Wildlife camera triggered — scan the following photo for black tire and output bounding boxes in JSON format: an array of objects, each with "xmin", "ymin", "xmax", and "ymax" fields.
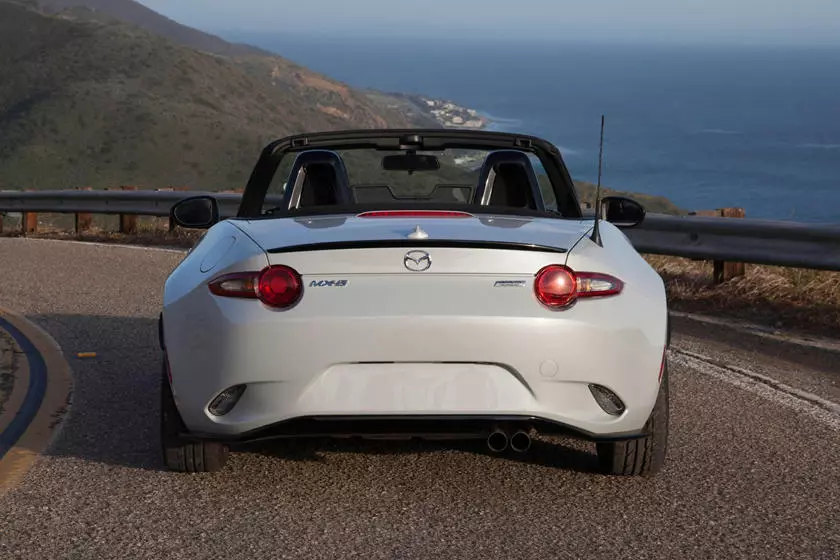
[
  {"xmin": 596, "ymin": 360, "xmax": 669, "ymax": 476},
  {"xmin": 160, "ymin": 361, "xmax": 229, "ymax": 473}
]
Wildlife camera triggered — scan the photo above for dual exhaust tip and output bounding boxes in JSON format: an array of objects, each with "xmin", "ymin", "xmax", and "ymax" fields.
[{"xmin": 487, "ymin": 429, "xmax": 532, "ymax": 453}]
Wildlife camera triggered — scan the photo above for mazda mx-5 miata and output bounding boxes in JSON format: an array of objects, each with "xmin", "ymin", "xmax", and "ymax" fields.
[{"xmin": 159, "ymin": 129, "xmax": 670, "ymax": 476}]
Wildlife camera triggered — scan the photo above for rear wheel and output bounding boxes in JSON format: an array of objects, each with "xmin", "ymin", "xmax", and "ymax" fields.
[
  {"xmin": 160, "ymin": 360, "xmax": 229, "ymax": 473},
  {"xmin": 596, "ymin": 360, "xmax": 669, "ymax": 476}
]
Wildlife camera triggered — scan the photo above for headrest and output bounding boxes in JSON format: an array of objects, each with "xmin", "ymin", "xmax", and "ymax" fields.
[
  {"xmin": 284, "ymin": 150, "xmax": 352, "ymax": 209},
  {"xmin": 475, "ymin": 150, "xmax": 542, "ymax": 210}
]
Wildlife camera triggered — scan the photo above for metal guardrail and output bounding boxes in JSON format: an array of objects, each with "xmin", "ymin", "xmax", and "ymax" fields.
[
  {"xmin": 0, "ymin": 190, "xmax": 249, "ymax": 219},
  {"xmin": 1, "ymin": 190, "xmax": 840, "ymax": 273},
  {"xmin": 623, "ymin": 214, "xmax": 840, "ymax": 272}
]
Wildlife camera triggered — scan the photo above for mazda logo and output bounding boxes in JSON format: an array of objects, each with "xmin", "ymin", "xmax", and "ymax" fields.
[{"xmin": 404, "ymin": 250, "xmax": 432, "ymax": 272}]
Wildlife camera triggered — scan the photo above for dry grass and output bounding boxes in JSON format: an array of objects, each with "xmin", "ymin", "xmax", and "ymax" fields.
[
  {"xmin": 0, "ymin": 214, "xmax": 201, "ymax": 248},
  {"xmin": 647, "ymin": 255, "xmax": 840, "ymax": 338}
]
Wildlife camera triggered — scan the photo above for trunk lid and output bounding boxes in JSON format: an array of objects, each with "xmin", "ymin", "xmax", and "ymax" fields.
[{"xmin": 231, "ymin": 213, "xmax": 592, "ymax": 275}]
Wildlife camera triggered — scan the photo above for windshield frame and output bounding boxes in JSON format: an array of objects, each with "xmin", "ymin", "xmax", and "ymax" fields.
[{"xmin": 237, "ymin": 129, "xmax": 584, "ymax": 220}]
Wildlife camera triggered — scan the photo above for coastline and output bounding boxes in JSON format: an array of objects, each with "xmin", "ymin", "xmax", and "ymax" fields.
[
  {"xmin": 407, "ymin": 94, "xmax": 491, "ymax": 130},
  {"xmin": 371, "ymin": 91, "xmax": 494, "ymax": 130}
]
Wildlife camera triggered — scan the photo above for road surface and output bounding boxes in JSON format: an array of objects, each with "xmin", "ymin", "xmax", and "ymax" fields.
[{"xmin": 0, "ymin": 237, "xmax": 838, "ymax": 559}]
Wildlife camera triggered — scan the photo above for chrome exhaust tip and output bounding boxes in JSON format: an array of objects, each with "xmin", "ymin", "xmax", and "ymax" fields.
[
  {"xmin": 510, "ymin": 431, "xmax": 532, "ymax": 453},
  {"xmin": 487, "ymin": 430, "xmax": 509, "ymax": 453}
]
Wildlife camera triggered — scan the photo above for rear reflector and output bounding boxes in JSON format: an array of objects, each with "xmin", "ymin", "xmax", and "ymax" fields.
[
  {"xmin": 209, "ymin": 265, "xmax": 303, "ymax": 309},
  {"xmin": 589, "ymin": 384, "xmax": 626, "ymax": 416},
  {"xmin": 208, "ymin": 385, "xmax": 247, "ymax": 416},
  {"xmin": 357, "ymin": 210, "xmax": 474, "ymax": 218},
  {"xmin": 534, "ymin": 265, "xmax": 624, "ymax": 310}
]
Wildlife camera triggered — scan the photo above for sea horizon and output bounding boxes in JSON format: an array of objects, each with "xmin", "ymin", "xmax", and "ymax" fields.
[{"xmin": 217, "ymin": 33, "xmax": 840, "ymax": 223}]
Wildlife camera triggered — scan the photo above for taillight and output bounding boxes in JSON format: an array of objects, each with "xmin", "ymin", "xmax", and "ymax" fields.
[
  {"xmin": 208, "ymin": 265, "xmax": 303, "ymax": 309},
  {"xmin": 534, "ymin": 265, "xmax": 624, "ymax": 310},
  {"xmin": 208, "ymin": 272, "xmax": 259, "ymax": 299},
  {"xmin": 258, "ymin": 265, "xmax": 303, "ymax": 308},
  {"xmin": 534, "ymin": 265, "xmax": 577, "ymax": 308}
]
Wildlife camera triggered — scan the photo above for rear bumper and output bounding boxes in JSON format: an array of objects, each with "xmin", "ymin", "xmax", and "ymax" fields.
[
  {"xmin": 179, "ymin": 414, "xmax": 648, "ymax": 444},
  {"xmin": 163, "ymin": 275, "xmax": 668, "ymax": 440},
  {"xmin": 165, "ymin": 346, "xmax": 665, "ymax": 441}
]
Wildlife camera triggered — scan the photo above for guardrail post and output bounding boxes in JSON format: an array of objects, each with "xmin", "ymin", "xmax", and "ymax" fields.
[
  {"xmin": 75, "ymin": 187, "xmax": 93, "ymax": 235},
  {"xmin": 714, "ymin": 207, "xmax": 746, "ymax": 283},
  {"xmin": 714, "ymin": 208, "xmax": 746, "ymax": 284},
  {"xmin": 119, "ymin": 186, "xmax": 138, "ymax": 234},
  {"xmin": 688, "ymin": 207, "xmax": 747, "ymax": 284},
  {"xmin": 0, "ymin": 213, "xmax": 4, "ymax": 234},
  {"xmin": 20, "ymin": 189, "xmax": 38, "ymax": 235},
  {"xmin": 156, "ymin": 188, "xmax": 175, "ymax": 231},
  {"xmin": 22, "ymin": 212, "xmax": 37, "ymax": 235}
]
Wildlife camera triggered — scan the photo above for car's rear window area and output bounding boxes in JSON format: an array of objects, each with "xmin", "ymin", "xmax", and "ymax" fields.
[
  {"xmin": 339, "ymin": 149, "xmax": 485, "ymax": 204},
  {"xmin": 261, "ymin": 146, "xmax": 559, "ymax": 215}
]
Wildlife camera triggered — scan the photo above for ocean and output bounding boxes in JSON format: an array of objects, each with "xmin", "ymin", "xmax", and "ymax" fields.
[{"xmin": 223, "ymin": 33, "xmax": 840, "ymax": 223}]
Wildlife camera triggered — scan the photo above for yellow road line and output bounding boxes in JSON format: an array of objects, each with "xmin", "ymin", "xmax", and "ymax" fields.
[{"xmin": 0, "ymin": 308, "xmax": 73, "ymax": 495}]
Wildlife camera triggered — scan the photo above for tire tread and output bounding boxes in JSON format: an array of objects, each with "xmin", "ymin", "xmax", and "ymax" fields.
[
  {"xmin": 597, "ymin": 361, "xmax": 669, "ymax": 476},
  {"xmin": 160, "ymin": 360, "xmax": 228, "ymax": 473}
]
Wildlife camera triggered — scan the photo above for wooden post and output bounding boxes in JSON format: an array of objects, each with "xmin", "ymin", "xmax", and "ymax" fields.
[
  {"xmin": 119, "ymin": 186, "xmax": 138, "ymax": 234},
  {"xmin": 75, "ymin": 187, "xmax": 93, "ymax": 235},
  {"xmin": 22, "ymin": 212, "xmax": 38, "ymax": 234},
  {"xmin": 156, "ymin": 188, "xmax": 176, "ymax": 232},
  {"xmin": 20, "ymin": 189, "xmax": 38, "ymax": 235},
  {"xmin": 713, "ymin": 207, "xmax": 746, "ymax": 284},
  {"xmin": 689, "ymin": 207, "xmax": 747, "ymax": 284},
  {"xmin": 0, "ymin": 213, "xmax": 4, "ymax": 234}
]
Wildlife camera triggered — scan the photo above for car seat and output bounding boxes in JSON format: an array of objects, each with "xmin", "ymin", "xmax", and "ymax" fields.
[
  {"xmin": 285, "ymin": 150, "xmax": 353, "ymax": 209},
  {"xmin": 299, "ymin": 163, "xmax": 340, "ymax": 207},
  {"xmin": 474, "ymin": 150, "xmax": 542, "ymax": 210}
]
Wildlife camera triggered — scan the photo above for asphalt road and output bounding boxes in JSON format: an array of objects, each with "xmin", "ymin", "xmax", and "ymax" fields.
[{"xmin": 0, "ymin": 237, "xmax": 838, "ymax": 559}]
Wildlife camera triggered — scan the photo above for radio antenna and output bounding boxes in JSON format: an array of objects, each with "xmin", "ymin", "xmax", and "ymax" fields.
[{"xmin": 590, "ymin": 114, "xmax": 606, "ymax": 246}]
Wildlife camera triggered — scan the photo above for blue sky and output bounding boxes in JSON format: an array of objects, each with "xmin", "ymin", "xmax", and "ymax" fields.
[{"xmin": 138, "ymin": 0, "xmax": 840, "ymax": 45}]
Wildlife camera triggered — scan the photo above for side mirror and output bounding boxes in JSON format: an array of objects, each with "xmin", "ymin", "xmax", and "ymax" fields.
[
  {"xmin": 171, "ymin": 196, "xmax": 220, "ymax": 229},
  {"xmin": 600, "ymin": 196, "xmax": 646, "ymax": 228}
]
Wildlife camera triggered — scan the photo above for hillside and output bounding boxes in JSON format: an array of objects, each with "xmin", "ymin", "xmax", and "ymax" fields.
[
  {"xmin": 0, "ymin": 0, "xmax": 686, "ymax": 215},
  {"xmin": 37, "ymin": 0, "xmax": 270, "ymax": 57},
  {"xmin": 0, "ymin": 1, "xmax": 421, "ymax": 190}
]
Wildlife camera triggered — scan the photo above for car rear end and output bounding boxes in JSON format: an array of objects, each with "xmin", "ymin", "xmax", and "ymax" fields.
[{"xmin": 162, "ymin": 212, "xmax": 668, "ymax": 444}]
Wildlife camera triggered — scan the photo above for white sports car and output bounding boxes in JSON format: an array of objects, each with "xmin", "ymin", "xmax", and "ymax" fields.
[{"xmin": 159, "ymin": 129, "xmax": 670, "ymax": 476}]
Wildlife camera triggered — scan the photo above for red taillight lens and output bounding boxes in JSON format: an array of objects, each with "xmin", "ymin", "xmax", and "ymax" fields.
[
  {"xmin": 534, "ymin": 265, "xmax": 624, "ymax": 309},
  {"xmin": 257, "ymin": 265, "xmax": 302, "ymax": 308},
  {"xmin": 534, "ymin": 265, "xmax": 577, "ymax": 308},
  {"xmin": 208, "ymin": 266, "xmax": 303, "ymax": 309},
  {"xmin": 357, "ymin": 210, "xmax": 474, "ymax": 218}
]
